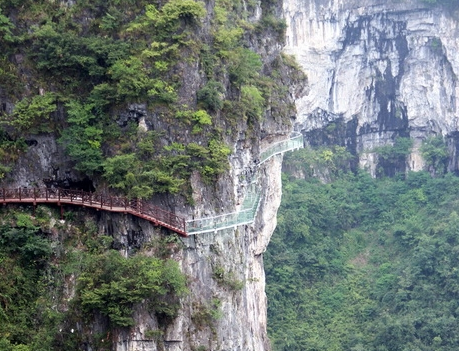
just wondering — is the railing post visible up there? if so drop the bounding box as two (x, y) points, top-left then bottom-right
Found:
(110, 196), (112, 209)
(18, 188), (21, 201)
(2, 188), (4, 202)
(58, 188), (60, 202)
(100, 195), (103, 208)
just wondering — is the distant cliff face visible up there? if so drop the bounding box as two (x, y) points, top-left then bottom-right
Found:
(284, 0), (459, 175)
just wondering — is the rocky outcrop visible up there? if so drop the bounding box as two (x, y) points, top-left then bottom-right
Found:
(69, 107), (290, 351)
(284, 0), (459, 175)
(0, 0), (306, 349)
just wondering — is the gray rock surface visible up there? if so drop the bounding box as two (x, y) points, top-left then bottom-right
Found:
(284, 0), (459, 174)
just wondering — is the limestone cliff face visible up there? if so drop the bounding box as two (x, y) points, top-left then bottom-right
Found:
(107, 155), (283, 351)
(283, 0), (459, 175)
(8, 107), (291, 351)
(0, 0), (305, 350)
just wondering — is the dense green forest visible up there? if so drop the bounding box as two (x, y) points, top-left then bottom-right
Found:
(266, 146), (459, 351)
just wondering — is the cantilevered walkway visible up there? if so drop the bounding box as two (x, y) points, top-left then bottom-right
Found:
(0, 188), (187, 237)
(186, 133), (303, 235)
(0, 133), (303, 237)
(185, 181), (262, 235)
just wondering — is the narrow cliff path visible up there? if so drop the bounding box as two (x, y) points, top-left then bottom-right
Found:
(186, 133), (304, 234)
(0, 187), (188, 236)
(1, 134), (303, 237)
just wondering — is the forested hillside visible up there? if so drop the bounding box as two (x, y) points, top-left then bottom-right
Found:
(266, 146), (459, 351)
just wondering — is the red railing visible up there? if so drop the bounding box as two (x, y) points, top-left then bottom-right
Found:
(0, 188), (187, 237)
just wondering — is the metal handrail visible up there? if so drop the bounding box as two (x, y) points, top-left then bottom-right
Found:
(186, 183), (261, 234)
(1, 134), (304, 237)
(187, 133), (304, 235)
(259, 134), (303, 164)
(0, 188), (187, 237)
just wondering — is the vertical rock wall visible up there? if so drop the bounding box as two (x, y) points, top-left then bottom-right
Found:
(283, 0), (459, 174)
(104, 141), (286, 351)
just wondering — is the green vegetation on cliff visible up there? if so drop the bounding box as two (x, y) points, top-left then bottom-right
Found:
(266, 148), (459, 351)
(0, 0), (296, 199)
(0, 207), (186, 350)
(0, 1), (302, 349)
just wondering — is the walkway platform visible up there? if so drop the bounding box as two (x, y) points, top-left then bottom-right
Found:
(0, 188), (187, 237)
